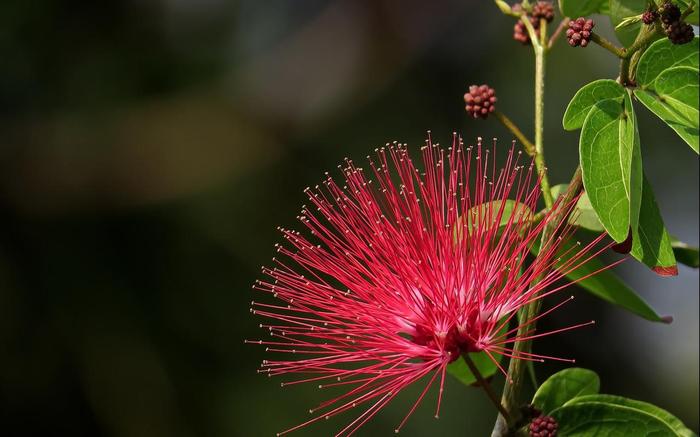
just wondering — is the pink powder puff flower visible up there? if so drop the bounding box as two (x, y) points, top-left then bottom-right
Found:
(249, 134), (615, 436)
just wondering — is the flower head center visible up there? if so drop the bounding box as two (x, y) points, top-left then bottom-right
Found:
(412, 324), (482, 362)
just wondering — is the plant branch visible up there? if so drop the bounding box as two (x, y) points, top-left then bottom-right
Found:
(463, 353), (513, 427)
(620, 56), (632, 86)
(682, 1), (696, 20)
(539, 18), (547, 47)
(533, 44), (553, 209)
(519, 14), (554, 209)
(491, 167), (583, 437)
(493, 0), (521, 17)
(494, 111), (536, 156)
(491, 19), (561, 437)
(622, 22), (662, 59)
(520, 13), (540, 46)
(629, 49), (644, 83)
(620, 21), (663, 85)
(547, 18), (570, 50)
(590, 33), (625, 58)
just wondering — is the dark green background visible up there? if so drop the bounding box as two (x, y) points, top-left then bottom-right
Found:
(0, 1), (696, 436)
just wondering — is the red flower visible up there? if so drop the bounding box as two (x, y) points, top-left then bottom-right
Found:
(250, 134), (613, 436)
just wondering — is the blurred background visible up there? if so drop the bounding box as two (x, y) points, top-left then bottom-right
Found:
(0, 1), (697, 436)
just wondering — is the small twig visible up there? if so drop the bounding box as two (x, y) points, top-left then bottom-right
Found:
(681, 1), (696, 20)
(622, 22), (663, 58)
(629, 49), (644, 83)
(493, 111), (536, 156)
(590, 33), (625, 57)
(620, 21), (663, 84)
(462, 353), (513, 427)
(547, 18), (570, 50)
(620, 56), (632, 86)
(539, 18), (547, 47)
(493, 0), (520, 17)
(493, 168), (583, 437)
(531, 209), (546, 224)
(520, 14), (541, 49)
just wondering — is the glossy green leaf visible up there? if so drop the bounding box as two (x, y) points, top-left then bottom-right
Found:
(579, 97), (642, 242)
(630, 175), (678, 276)
(671, 236), (700, 268)
(609, 0), (647, 46)
(552, 401), (690, 436)
(655, 66), (700, 126)
(558, 0), (607, 17)
(635, 88), (699, 152)
(532, 368), (600, 414)
(624, 91), (643, 233)
(636, 37), (699, 88)
(447, 350), (502, 387)
(562, 395), (697, 437)
(530, 237), (667, 322)
(550, 184), (605, 232)
(563, 79), (625, 131)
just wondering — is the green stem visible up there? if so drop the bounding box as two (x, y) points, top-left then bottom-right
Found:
(620, 21), (663, 85)
(463, 353), (513, 427)
(493, 0), (520, 16)
(520, 15), (553, 208)
(491, 168), (583, 437)
(491, 19), (558, 437)
(620, 56), (632, 86)
(590, 33), (625, 58)
(622, 22), (662, 59)
(629, 49), (644, 83)
(533, 44), (553, 209)
(682, 1), (696, 20)
(493, 111), (536, 156)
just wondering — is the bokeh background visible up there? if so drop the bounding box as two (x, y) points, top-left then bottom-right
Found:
(0, 1), (697, 436)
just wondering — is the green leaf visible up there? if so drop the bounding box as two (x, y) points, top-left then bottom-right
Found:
(635, 88), (699, 153)
(532, 368), (600, 414)
(631, 175), (678, 275)
(636, 37), (699, 88)
(447, 351), (502, 387)
(455, 200), (533, 241)
(579, 97), (642, 243)
(551, 401), (692, 436)
(671, 236), (700, 268)
(563, 80), (625, 131)
(615, 14), (643, 29)
(559, 0), (608, 17)
(550, 184), (605, 232)
(530, 236), (668, 322)
(609, 0), (647, 46)
(624, 91), (643, 233)
(562, 395), (697, 437)
(655, 66), (700, 127)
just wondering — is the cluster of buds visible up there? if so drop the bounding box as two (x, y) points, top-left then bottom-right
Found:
(464, 84), (497, 119)
(660, 1), (682, 25)
(529, 414), (559, 437)
(567, 17), (595, 47)
(642, 8), (659, 25)
(659, 1), (695, 44)
(512, 1), (555, 45)
(532, 1), (556, 22)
